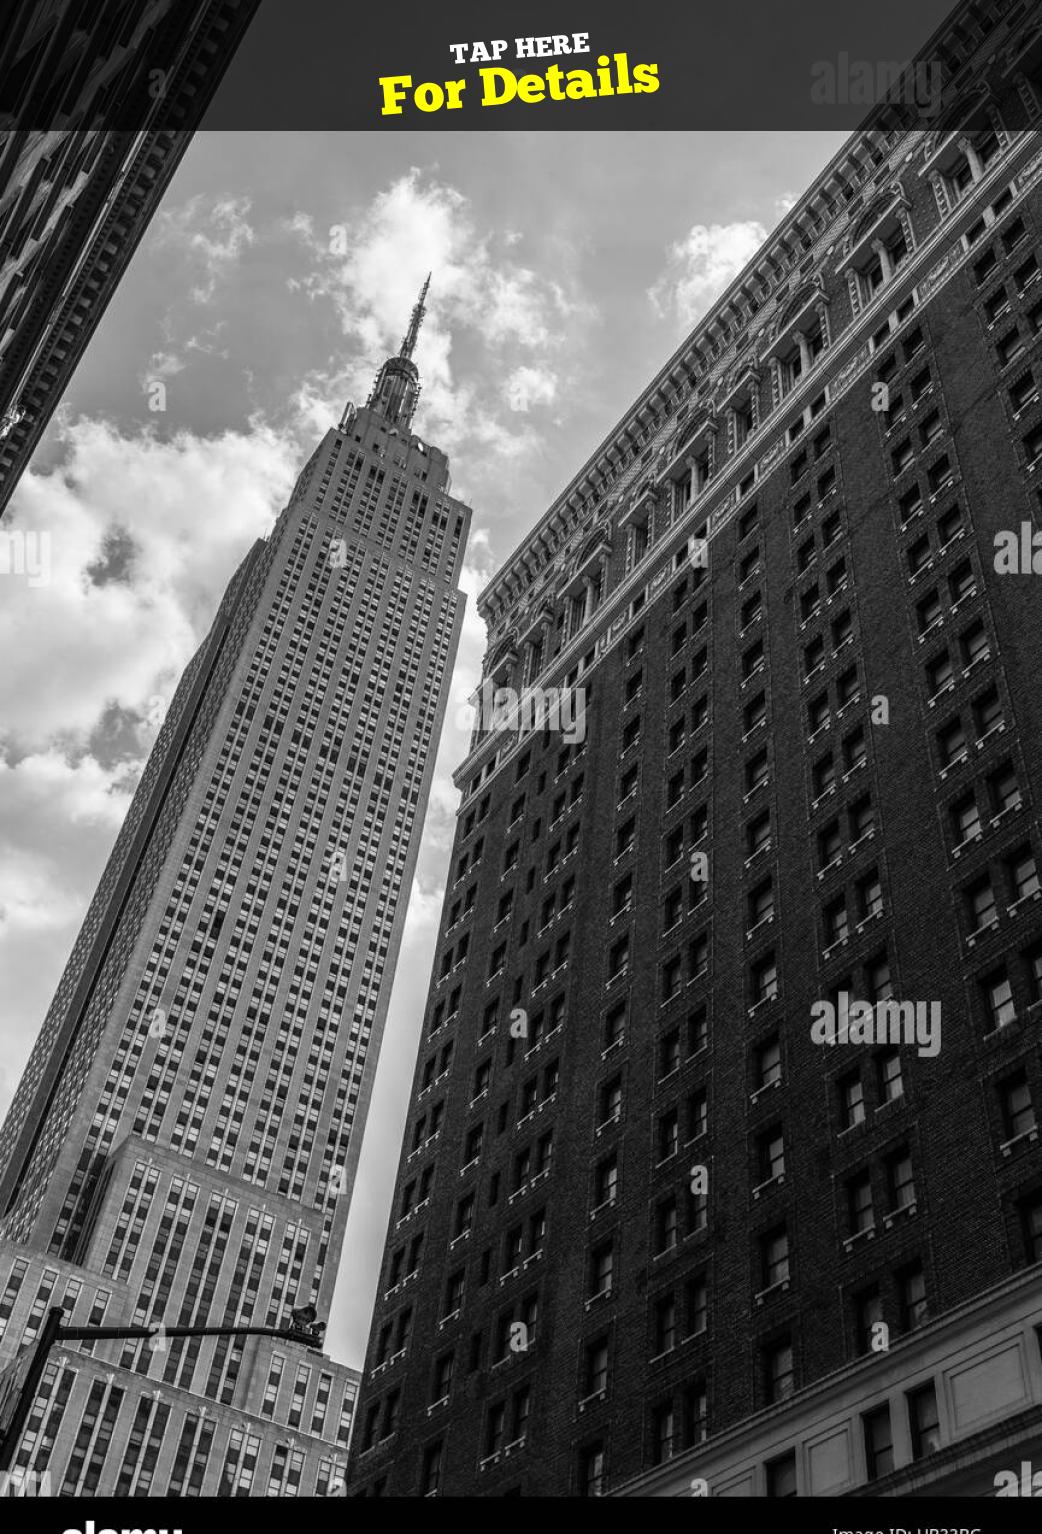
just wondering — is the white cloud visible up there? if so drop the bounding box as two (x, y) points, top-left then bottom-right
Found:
(649, 219), (767, 326)
(0, 416), (297, 747)
(154, 194), (256, 305)
(285, 169), (588, 489)
(505, 364), (558, 412)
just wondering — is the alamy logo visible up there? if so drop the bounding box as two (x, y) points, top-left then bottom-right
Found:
(0, 528), (51, 586)
(61, 1525), (183, 1534)
(462, 679), (587, 744)
(809, 54), (942, 117)
(810, 993), (941, 1058)
(994, 1460), (1042, 1495)
(994, 523), (1042, 575)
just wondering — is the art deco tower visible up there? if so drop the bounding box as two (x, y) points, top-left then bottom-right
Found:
(348, 7), (1042, 1501)
(0, 282), (471, 1495)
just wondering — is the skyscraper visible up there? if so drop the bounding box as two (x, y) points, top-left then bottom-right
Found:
(0, 281), (472, 1495)
(347, 7), (1042, 1501)
(0, 0), (261, 518)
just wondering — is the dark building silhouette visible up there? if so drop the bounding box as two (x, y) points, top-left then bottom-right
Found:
(347, 8), (1042, 1501)
(0, 0), (260, 517)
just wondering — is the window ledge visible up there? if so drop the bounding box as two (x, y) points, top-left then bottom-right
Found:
(1000, 1126), (1039, 1158)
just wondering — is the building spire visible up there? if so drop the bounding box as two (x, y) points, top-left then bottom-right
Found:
(360, 276), (432, 432)
(398, 273), (431, 362)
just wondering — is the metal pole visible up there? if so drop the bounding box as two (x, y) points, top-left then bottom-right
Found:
(0, 1305), (64, 1476)
(0, 1310), (324, 1474)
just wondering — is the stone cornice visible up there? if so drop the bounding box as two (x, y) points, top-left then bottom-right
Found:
(456, 128), (1042, 795)
(479, 0), (1037, 629)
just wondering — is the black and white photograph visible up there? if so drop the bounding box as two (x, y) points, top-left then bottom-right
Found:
(1, 0), (1042, 1521)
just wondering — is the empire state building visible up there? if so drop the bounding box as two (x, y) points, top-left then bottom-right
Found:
(0, 281), (471, 1495)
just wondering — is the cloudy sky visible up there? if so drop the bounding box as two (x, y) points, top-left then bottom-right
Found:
(0, 129), (846, 1367)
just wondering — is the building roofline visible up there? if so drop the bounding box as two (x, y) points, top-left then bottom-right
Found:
(476, 0), (993, 620)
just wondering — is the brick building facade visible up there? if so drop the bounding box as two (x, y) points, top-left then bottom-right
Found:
(347, 3), (1042, 1499)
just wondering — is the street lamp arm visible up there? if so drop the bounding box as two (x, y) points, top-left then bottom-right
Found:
(56, 1321), (323, 1346)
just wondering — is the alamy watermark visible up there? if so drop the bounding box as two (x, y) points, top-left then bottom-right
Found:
(0, 529), (51, 587)
(458, 679), (587, 744)
(811, 993), (941, 1058)
(810, 54), (943, 118)
(994, 523), (1042, 575)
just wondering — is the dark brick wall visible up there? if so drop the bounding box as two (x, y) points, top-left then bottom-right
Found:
(347, 134), (1042, 1498)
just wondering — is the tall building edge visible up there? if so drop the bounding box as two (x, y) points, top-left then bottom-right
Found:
(0, 291), (473, 1494)
(0, 0), (262, 517)
(347, 4), (1042, 1502)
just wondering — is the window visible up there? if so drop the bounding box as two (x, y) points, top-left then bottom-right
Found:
(654, 1197), (678, 1255)
(981, 965), (1015, 1031)
(653, 1294), (677, 1355)
(1008, 845), (1040, 903)
(431, 1352), (454, 1405)
(824, 895), (849, 947)
(854, 1285), (883, 1355)
(658, 1028), (680, 1079)
(849, 1170), (874, 1234)
(840, 1070), (865, 1130)
(687, 1088), (708, 1142)
(748, 879), (774, 929)
(612, 873), (634, 919)
(686, 1275), (708, 1337)
(485, 1402), (506, 1457)
(585, 1338), (610, 1397)
(908, 1382), (941, 1460)
(965, 874), (997, 936)
(960, 619), (989, 668)
(877, 1048), (903, 1103)
(950, 790), (981, 845)
(917, 589), (942, 636)
(887, 1149), (916, 1213)
(938, 716), (967, 769)
(842, 730), (866, 780)
(603, 1002), (625, 1051)
(764, 1337), (794, 1404)
(926, 650), (953, 697)
(765, 1451), (797, 1498)
(744, 691), (767, 733)
(755, 1035), (781, 1092)
(813, 752), (836, 798)
(808, 692), (830, 734)
(999, 1071), (1035, 1141)
(864, 1404), (894, 1480)
(818, 820), (842, 868)
(599, 1076), (622, 1127)
(608, 936), (630, 982)
(657, 1109), (679, 1163)
(651, 1401), (676, 1464)
(858, 870), (883, 920)
(761, 1226), (790, 1288)
(747, 810), (771, 857)
(751, 952), (778, 1005)
(742, 638), (765, 681)
(746, 748), (769, 792)
(579, 1441), (605, 1497)
(988, 761), (1021, 815)
(594, 1155), (618, 1210)
(589, 1242), (614, 1298)
(421, 1440), (444, 1495)
(897, 1260), (927, 1332)
(1021, 1195), (1042, 1263)
(997, 326), (1026, 367)
(661, 955), (683, 1002)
